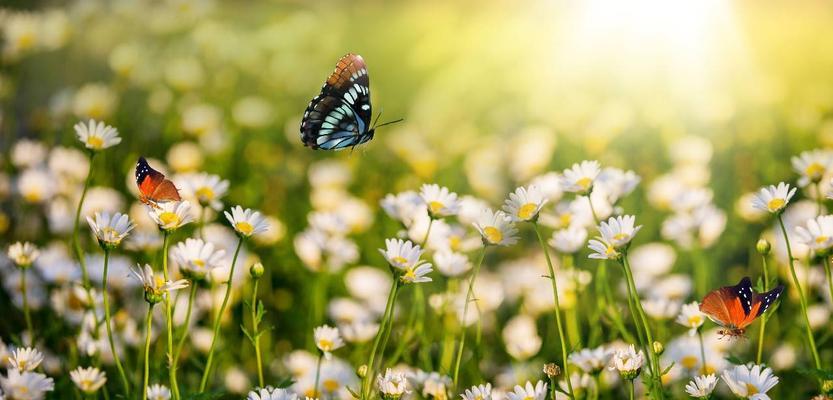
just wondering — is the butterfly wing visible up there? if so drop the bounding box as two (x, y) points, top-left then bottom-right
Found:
(700, 288), (733, 327)
(300, 53), (373, 150)
(752, 285), (784, 318)
(150, 179), (182, 202)
(136, 157), (164, 199)
(700, 277), (755, 329)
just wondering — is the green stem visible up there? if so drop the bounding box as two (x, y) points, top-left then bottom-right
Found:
(816, 182), (825, 217)
(20, 268), (33, 337)
(535, 223), (574, 399)
(823, 256), (833, 319)
(142, 305), (154, 400)
(251, 278), (265, 388)
(452, 246), (487, 388)
(199, 237), (244, 392)
(313, 352), (323, 398)
(72, 153), (98, 326)
(172, 284), (197, 394)
(777, 214), (822, 369)
(628, 379), (635, 400)
(622, 255), (664, 399)
(697, 329), (707, 374)
(362, 277), (401, 399)
(756, 254), (770, 364)
(102, 249), (131, 396)
(160, 232), (179, 400)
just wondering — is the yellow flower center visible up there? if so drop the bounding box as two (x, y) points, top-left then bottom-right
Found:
(816, 236), (829, 244)
(681, 355), (699, 370)
(404, 268), (417, 281)
(81, 379), (94, 389)
(86, 136), (104, 149)
(235, 221), (254, 235)
(559, 213), (572, 228)
(23, 190), (42, 203)
(523, 396), (534, 400)
(577, 177), (593, 190)
(483, 226), (503, 244)
(613, 233), (629, 241)
(18, 360), (27, 369)
(159, 212), (180, 227)
(767, 198), (785, 212)
(703, 364), (716, 374)
(449, 235), (462, 251)
(304, 389), (318, 398)
(323, 379), (340, 392)
(517, 203), (538, 220)
(196, 186), (214, 201)
(154, 276), (165, 288)
(429, 201), (445, 214)
(745, 383), (759, 395)
(193, 259), (205, 269)
(688, 315), (703, 326)
(18, 385), (29, 394)
(392, 256), (408, 266)
(318, 339), (333, 351)
(605, 246), (617, 257)
(806, 162), (825, 179)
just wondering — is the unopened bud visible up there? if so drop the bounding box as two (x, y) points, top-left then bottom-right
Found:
(823, 379), (833, 395)
(652, 341), (664, 356)
(357, 364), (368, 378)
(543, 363), (560, 378)
(756, 239), (771, 255)
(250, 262), (265, 279)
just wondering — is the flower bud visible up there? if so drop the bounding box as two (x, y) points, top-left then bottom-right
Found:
(543, 363), (560, 378)
(250, 262), (265, 279)
(823, 379), (833, 395)
(756, 239), (771, 255)
(357, 364), (368, 378)
(652, 341), (664, 355)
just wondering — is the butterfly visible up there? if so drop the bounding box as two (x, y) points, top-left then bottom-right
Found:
(135, 157), (181, 207)
(300, 53), (401, 150)
(699, 277), (783, 338)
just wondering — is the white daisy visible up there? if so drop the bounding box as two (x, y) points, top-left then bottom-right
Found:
(225, 206), (269, 237)
(148, 201), (194, 231)
(338, 320), (379, 344)
(70, 366), (106, 393)
(598, 215), (642, 248)
(794, 215), (833, 254)
(549, 226), (588, 254)
(420, 184), (460, 218)
(147, 384), (172, 400)
(7, 242), (40, 268)
(377, 369), (409, 399)
(685, 374), (718, 398)
(643, 297), (682, 320)
(86, 212), (134, 248)
(0, 369), (54, 400)
(9, 347), (43, 372)
(433, 251), (471, 277)
(751, 182), (797, 214)
(379, 238), (425, 270)
(17, 168), (56, 204)
(721, 364), (778, 399)
(172, 238), (226, 280)
(569, 346), (613, 374)
(400, 262), (434, 284)
(131, 264), (189, 304)
(560, 160), (601, 195)
(503, 185), (548, 222)
(587, 238), (620, 260)
(596, 167), (641, 204)
(792, 149), (832, 186)
(460, 383), (492, 400)
(676, 301), (706, 336)
(505, 381), (547, 400)
(179, 172), (229, 210)
(380, 191), (424, 227)
(473, 208), (518, 246)
(246, 387), (298, 400)
(313, 325), (344, 358)
(74, 119), (121, 151)
(611, 345), (644, 379)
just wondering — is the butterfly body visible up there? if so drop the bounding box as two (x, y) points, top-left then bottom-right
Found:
(300, 53), (376, 150)
(700, 277), (783, 339)
(135, 157), (181, 207)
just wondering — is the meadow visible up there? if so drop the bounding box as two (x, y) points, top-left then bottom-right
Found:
(1, 0), (833, 399)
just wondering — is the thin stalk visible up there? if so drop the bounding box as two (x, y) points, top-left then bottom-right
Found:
(20, 269), (33, 337)
(621, 255), (664, 399)
(823, 256), (833, 318)
(172, 284), (197, 392)
(534, 223), (574, 399)
(452, 246), (487, 388)
(362, 277), (400, 399)
(72, 153), (98, 322)
(199, 237), (244, 392)
(756, 254), (770, 364)
(142, 305), (154, 400)
(777, 214), (822, 369)
(697, 329), (707, 374)
(251, 278), (265, 387)
(628, 379), (635, 400)
(102, 249), (131, 396)
(161, 232), (179, 400)
(816, 182), (825, 217)
(313, 352), (323, 398)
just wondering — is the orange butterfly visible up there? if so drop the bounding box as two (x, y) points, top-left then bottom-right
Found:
(700, 277), (783, 338)
(135, 157), (181, 207)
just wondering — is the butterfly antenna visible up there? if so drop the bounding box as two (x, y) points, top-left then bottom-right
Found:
(371, 109), (384, 129)
(375, 118), (404, 128)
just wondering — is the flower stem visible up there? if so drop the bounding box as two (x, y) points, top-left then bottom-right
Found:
(534, 223), (574, 399)
(71, 153), (99, 326)
(621, 255), (664, 400)
(313, 352), (323, 398)
(697, 329), (707, 374)
(362, 277), (401, 399)
(20, 268), (33, 337)
(756, 254), (770, 364)
(777, 214), (821, 369)
(199, 237), (244, 392)
(628, 379), (635, 400)
(251, 278), (265, 388)
(102, 249), (131, 396)
(142, 305), (154, 400)
(452, 246), (487, 388)
(172, 284), (197, 395)
(160, 232), (179, 400)
(823, 256), (833, 320)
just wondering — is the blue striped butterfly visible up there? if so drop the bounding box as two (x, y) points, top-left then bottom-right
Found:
(300, 53), (401, 150)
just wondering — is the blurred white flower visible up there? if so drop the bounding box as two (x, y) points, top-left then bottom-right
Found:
(246, 386), (297, 400)
(314, 325), (344, 359)
(338, 320), (378, 344)
(48, 146), (89, 181)
(381, 191), (424, 227)
(9, 347), (43, 371)
(0, 368), (54, 399)
(131, 264), (189, 302)
(72, 83), (117, 120)
(233, 96), (274, 128)
(643, 297), (681, 320)
(225, 206), (269, 237)
(502, 315), (542, 361)
(792, 149), (832, 186)
(149, 201), (194, 231)
(377, 368), (409, 399)
(86, 212), (134, 248)
(147, 383), (172, 400)
(736, 192), (768, 223)
(610, 345), (644, 379)
(503, 185), (547, 222)
(74, 119), (121, 151)
(70, 366), (106, 393)
(587, 237), (619, 260)
(17, 168), (56, 203)
(179, 172), (230, 210)
(379, 239), (425, 270)
(685, 374), (717, 398)
(308, 211), (349, 237)
(794, 215), (833, 253)
(11, 139), (47, 169)
(721, 364), (778, 399)
(506, 381), (547, 400)
(751, 182), (796, 214)
(549, 226), (588, 254)
(166, 142), (204, 173)
(570, 346), (612, 374)
(530, 172), (564, 202)
(8, 241), (40, 267)
(433, 251), (470, 277)
(676, 301), (706, 336)
(181, 103), (221, 136)
(420, 184), (460, 218)
(560, 160), (600, 195)
(596, 167), (640, 205)
(473, 208), (518, 246)
(597, 215), (642, 248)
(172, 238), (226, 280)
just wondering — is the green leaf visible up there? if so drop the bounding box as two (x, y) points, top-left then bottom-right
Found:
(346, 385), (361, 399)
(275, 376), (295, 388)
(661, 361), (675, 376)
(725, 354), (743, 365)
(241, 325), (255, 344)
